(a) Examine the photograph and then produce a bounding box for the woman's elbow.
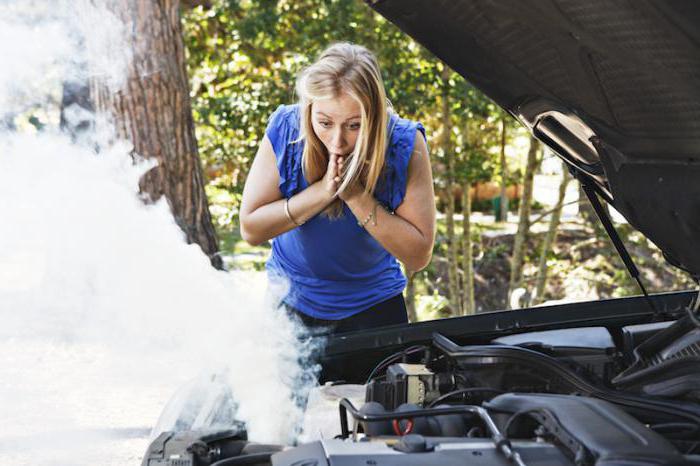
[405,247,433,273]
[406,225,436,272]
[240,230,263,247]
[416,252,433,272]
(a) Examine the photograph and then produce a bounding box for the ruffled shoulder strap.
[264,104,304,197]
[376,113,426,211]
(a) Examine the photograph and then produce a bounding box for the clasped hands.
[321,153,364,203]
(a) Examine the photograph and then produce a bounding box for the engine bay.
[142,315,700,466]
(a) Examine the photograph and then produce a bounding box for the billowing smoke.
[0,1,314,464]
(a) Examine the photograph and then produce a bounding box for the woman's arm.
[239,135,339,246]
[343,132,436,271]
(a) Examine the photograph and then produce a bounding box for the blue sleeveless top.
[265,104,426,320]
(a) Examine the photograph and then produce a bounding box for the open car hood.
[368,0,700,280]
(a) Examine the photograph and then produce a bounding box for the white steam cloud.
[0,1,314,464]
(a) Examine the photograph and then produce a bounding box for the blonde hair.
[295,42,391,217]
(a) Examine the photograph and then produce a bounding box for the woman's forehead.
[312,94,362,121]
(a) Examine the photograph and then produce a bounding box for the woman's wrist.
[345,191,376,222]
[284,198,304,226]
[311,179,337,205]
[281,181,334,228]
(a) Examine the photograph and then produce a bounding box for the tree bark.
[440,66,461,316]
[498,117,508,222]
[532,169,570,305]
[461,183,475,315]
[507,135,539,308]
[90,0,222,269]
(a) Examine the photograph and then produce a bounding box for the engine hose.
[432,333,700,427]
[210,452,273,466]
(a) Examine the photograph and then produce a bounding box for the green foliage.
[415,290,450,322]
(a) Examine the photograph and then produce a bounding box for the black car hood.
[368,0,700,280]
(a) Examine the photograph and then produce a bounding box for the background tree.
[507,135,540,308]
[453,80,495,315]
[91,0,222,268]
[439,65,461,315]
[532,168,571,305]
[498,117,508,222]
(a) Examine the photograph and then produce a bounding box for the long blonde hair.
[295,42,391,217]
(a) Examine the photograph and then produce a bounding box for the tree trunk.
[532,169,570,305]
[405,270,418,322]
[507,135,539,308]
[461,183,475,315]
[498,117,508,222]
[90,0,222,269]
[440,66,461,316]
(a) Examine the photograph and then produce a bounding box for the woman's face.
[311,93,362,159]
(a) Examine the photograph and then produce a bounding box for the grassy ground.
[218,228,269,271]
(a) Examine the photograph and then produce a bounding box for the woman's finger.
[327,153,336,174]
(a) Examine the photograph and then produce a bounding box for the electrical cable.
[364,345,428,384]
[427,387,504,408]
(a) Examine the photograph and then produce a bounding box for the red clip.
[392,418,414,436]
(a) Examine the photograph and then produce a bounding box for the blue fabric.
[264,104,426,320]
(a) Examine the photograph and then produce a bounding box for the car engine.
[142,317,700,466]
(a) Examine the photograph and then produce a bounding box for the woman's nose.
[330,128,346,152]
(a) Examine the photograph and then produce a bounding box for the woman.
[240,43,435,334]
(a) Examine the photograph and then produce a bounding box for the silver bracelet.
[284,198,303,226]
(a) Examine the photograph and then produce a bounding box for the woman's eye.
[348,123,361,130]
[319,121,332,128]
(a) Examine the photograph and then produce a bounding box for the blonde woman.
[240,43,436,334]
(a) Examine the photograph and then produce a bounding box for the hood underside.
[368,0,700,279]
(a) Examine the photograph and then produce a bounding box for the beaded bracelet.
[358,202,379,228]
